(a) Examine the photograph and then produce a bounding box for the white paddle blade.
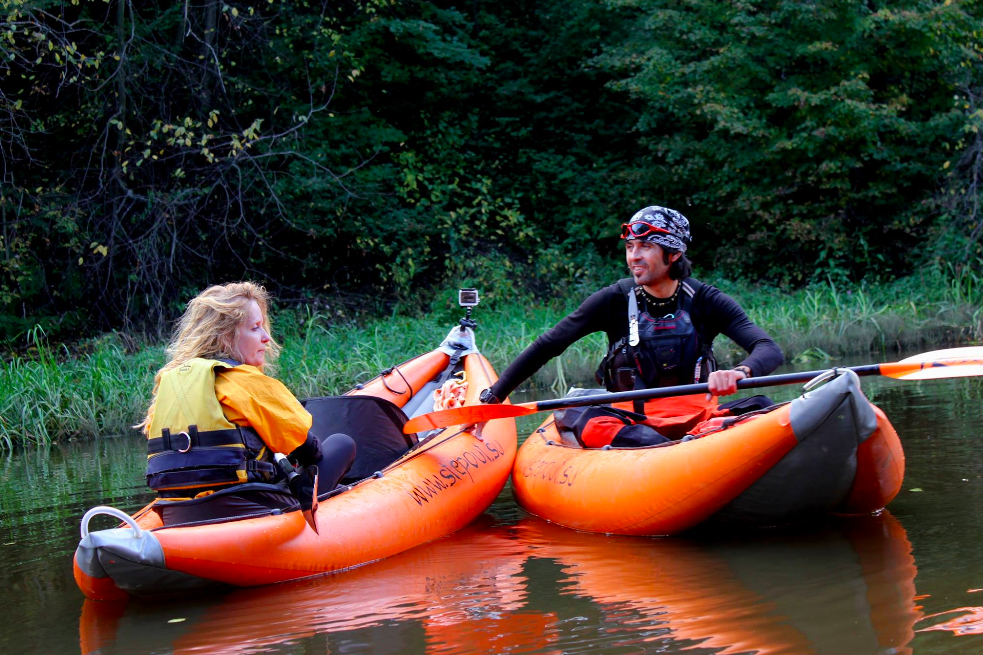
[895,365,983,380]
[901,347,983,363]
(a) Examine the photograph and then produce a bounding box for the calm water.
[2,364,983,654]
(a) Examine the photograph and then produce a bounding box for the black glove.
[288,431,323,467]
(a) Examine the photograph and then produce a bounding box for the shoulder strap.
[679,278,713,353]
[678,278,707,321]
[618,278,641,347]
[678,277,702,312]
[628,290,641,346]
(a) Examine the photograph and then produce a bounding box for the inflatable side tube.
[836,405,904,514]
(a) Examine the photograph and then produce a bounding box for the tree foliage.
[595,0,983,283]
[0,0,980,341]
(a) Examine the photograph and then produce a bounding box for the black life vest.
[596,278,716,393]
[145,358,278,498]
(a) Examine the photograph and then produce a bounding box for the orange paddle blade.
[879,358,983,380]
[404,403,536,433]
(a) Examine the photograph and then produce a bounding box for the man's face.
[625,239,678,287]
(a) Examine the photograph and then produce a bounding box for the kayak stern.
[74,506,223,600]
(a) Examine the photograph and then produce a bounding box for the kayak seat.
[155,482,299,527]
[303,395,417,484]
[553,388,608,448]
[555,388,672,449]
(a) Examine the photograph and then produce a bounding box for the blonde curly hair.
[137,281,281,434]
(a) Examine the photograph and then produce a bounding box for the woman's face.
[234,300,271,368]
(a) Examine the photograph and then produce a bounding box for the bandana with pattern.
[626,206,691,253]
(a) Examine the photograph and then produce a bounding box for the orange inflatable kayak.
[74,327,517,600]
[512,369,903,536]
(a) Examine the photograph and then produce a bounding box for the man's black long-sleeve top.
[489,277,784,401]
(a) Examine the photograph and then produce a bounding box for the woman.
[138,282,356,524]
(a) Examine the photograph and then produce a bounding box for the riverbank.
[2,270,980,448]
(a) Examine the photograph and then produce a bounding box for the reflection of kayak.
[513,370,904,535]
[79,513,919,655]
[517,510,920,655]
[74,329,517,600]
[79,517,539,655]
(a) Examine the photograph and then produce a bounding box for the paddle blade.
[901,347,983,362]
[403,403,536,433]
[880,358,983,380]
[303,467,319,534]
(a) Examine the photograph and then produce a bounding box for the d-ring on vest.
[146,358,276,497]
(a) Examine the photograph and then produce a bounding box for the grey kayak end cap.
[438,325,479,356]
[76,506,224,596]
[76,506,165,579]
[791,369,878,445]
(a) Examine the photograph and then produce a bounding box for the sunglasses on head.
[621,221,672,240]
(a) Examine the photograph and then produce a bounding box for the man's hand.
[705,368,748,401]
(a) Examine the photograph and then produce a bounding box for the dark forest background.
[2,0,981,342]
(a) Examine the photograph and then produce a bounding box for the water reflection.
[517,512,920,655]
[79,515,540,655]
[80,510,922,654]
[917,607,983,637]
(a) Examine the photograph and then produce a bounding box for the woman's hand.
[705,368,749,401]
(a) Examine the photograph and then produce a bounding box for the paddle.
[403,346,983,433]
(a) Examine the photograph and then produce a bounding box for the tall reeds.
[0,329,160,449]
[714,266,983,364]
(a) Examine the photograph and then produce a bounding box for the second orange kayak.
[512,370,903,535]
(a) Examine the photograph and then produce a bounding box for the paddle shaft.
[403,350,983,433]
[531,365,882,412]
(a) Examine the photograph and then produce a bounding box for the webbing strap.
[245,459,276,475]
[435,347,466,387]
[627,286,640,346]
[148,427,245,455]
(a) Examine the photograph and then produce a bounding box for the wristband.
[479,388,502,404]
[733,365,752,378]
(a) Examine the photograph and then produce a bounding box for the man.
[478,206,783,447]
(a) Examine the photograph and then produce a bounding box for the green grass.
[2,267,981,449]
[0,328,160,449]
[715,268,983,365]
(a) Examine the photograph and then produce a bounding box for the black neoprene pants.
[314,432,357,494]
